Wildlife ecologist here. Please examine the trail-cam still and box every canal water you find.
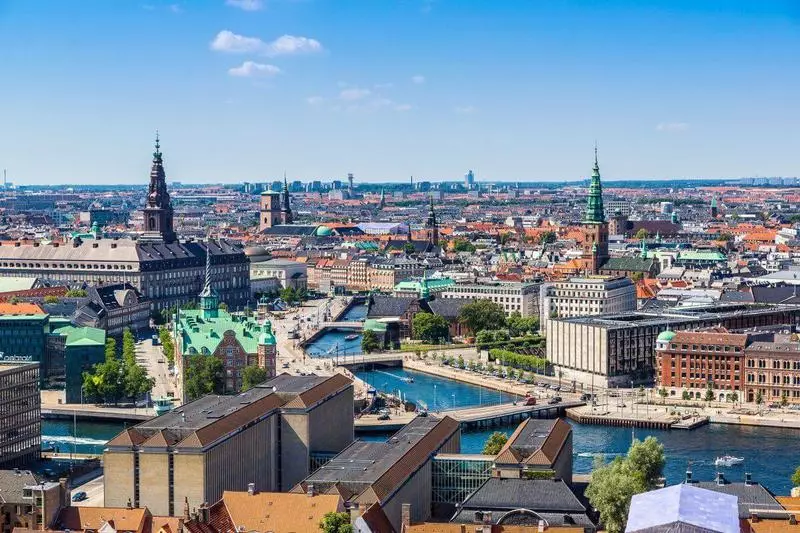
[46,364,800,495]
[305,302,367,357]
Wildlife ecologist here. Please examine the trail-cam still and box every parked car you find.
[377,413,391,421]
[523,396,537,406]
[72,491,87,502]
[552,385,561,392]
[548,396,562,405]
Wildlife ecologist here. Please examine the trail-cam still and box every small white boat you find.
[714,455,744,467]
[401,376,415,384]
[344,334,359,341]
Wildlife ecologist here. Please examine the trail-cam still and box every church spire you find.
[379,188,386,209]
[200,238,219,319]
[584,144,606,224]
[141,132,177,243]
[281,172,293,224]
[426,194,439,247]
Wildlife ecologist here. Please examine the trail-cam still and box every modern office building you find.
[0,362,41,467]
[104,373,354,516]
[0,137,250,311]
[439,282,540,317]
[292,415,460,533]
[546,303,800,388]
[539,276,636,331]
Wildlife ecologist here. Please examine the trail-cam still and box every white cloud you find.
[455,105,476,114]
[228,61,281,77]
[411,74,425,84]
[340,88,371,101]
[226,0,263,11]
[210,30,323,56]
[306,96,325,105]
[656,122,689,132]
[211,30,266,53]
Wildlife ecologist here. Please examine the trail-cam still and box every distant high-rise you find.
[347,173,354,195]
[711,196,718,219]
[465,169,475,189]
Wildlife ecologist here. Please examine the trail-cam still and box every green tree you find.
[586,456,647,533]
[82,340,125,405]
[658,387,668,404]
[539,230,557,244]
[792,465,800,488]
[412,312,450,343]
[682,390,691,400]
[452,239,476,253]
[319,511,354,533]
[507,312,539,337]
[756,390,763,406]
[499,232,512,245]
[482,431,508,455]
[626,436,666,489]
[781,392,789,408]
[704,384,715,403]
[241,366,268,391]
[403,242,416,255]
[731,391,739,404]
[280,286,298,303]
[159,327,175,366]
[218,302,228,312]
[65,288,88,297]
[185,355,225,401]
[43,295,60,304]
[459,300,506,334]
[717,232,734,242]
[361,329,381,354]
[634,228,650,240]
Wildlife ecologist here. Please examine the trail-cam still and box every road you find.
[135,336,177,400]
[72,475,104,507]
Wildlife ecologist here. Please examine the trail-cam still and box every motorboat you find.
[344,334,360,341]
[714,455,744,467]
[401,376,415,383]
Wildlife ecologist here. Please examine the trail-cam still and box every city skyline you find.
[1,0,799,184]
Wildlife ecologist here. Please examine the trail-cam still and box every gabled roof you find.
[56,507,148,533]
[217,490,341,533]
[626,484,739,533]
[367,295,417,318]
[494,419,571,467]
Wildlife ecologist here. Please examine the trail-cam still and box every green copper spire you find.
[200,240,219,319]
[583,145,605,224]
[640,238,647,258]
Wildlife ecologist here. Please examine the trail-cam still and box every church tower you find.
[259,191,282,231]
[199,241,219,320]
[258,319,277,378]
[141,133,177,243]
[580,146,609,274]
[281,174,293,224]
[378,188,386,209]
[425,194,439,247]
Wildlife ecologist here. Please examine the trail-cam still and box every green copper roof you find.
[315,225,333,236]
[364,319,387,333]
[178,308,275,355]
[583,147,606,224]
[657,330,676,342]
[394,276,454,297]
[53,325,106,347]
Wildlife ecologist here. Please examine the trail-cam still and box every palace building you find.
[0,136,250,311]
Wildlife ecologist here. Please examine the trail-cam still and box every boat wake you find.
[43,435,109,446]
[576,452,624,459]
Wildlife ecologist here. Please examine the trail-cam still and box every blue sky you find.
[0,0,798,184]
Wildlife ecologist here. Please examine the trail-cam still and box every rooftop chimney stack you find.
[247,482,256,495]
[307,483,315,497]
[716,472,725,486]
[401,503,411,529]
[745,472,752,486]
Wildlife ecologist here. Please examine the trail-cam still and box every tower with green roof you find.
[581,146,610,274]
[257,318,277,377]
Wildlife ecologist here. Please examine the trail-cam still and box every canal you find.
[46,365,800,495]
[305,302,368,357]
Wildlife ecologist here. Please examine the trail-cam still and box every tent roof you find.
[626,484,739,533]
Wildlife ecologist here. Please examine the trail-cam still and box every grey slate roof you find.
[368,295,416,318]
[750,285,800,305]
[0,469,39,504]
[425,297,474,319]
[690,478,782,518]
[601,256,657,273]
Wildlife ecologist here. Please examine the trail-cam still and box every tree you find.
[539,230,557,245]
[482,431,508,455]
[185,355,225,401]
[634,228,650,240]
[507,312,539,337]
[452,239,476,253]
[717,233,734,242]
[704,384,715,403]
[781,392,789,408]
[412,312,450,343]
[319,512,354,533]
[658,387,668,404]
[626,436,666,489]
[681,390,691,400]
[65,288,88,297]
[159,327,175,366]
[586,457,646,533]
[499,232,512,245]
[218,302,228,312]
[403,242,416,255]
[241,366,268,391]
[731,392,739,404]
[459,300,506,334]
[82,339,125,405]
[361,329,381,354]
[756,390,763,406]
[586,437,665,533]
[792,465,800,488]
[43,295,60,304]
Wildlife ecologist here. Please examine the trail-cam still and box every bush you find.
[489,348,549,374]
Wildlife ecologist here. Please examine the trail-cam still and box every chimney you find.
[349,503,361,526]
[183,497,190,520]
[247,483,256,496]
[127,497,133,510]
[473,511,483,524]
[790,515,798,526]
[200,502,210,524]
[745,473,752,486]
[685,470,692,483]
[306,483,315,497]
[750,513,760,523]
[716,472,725,486]
[483,511,492,525]
[401,503,411,530]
